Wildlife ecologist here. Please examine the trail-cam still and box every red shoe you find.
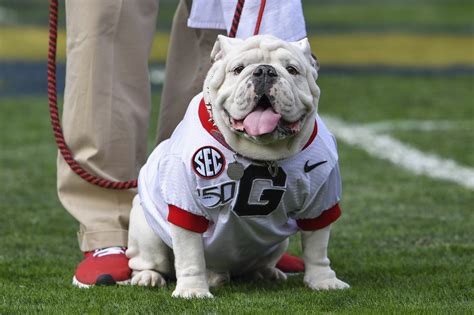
[276,253,305,273]
[72,247,131,288]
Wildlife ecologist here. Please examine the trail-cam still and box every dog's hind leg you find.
[207,270,230,287]
[126,195,172,287]
[246,238,288,281]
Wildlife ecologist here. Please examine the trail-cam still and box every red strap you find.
[296,204,342,231]
[253,0,266,35]
[229,0,266,38]
[168,205,209,233]
[229,0,245,38]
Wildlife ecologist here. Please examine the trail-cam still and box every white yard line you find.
[323,116,474,190]
[362,120,474,132]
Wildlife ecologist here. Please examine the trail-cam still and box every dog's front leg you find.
[302,225,349,290]
[170,223,213,299]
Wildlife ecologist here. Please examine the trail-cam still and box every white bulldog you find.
[127,35,349,298]
[204,35,319,161]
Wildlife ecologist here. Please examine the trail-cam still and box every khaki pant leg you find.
[155,0,226,144]
[58,0,158,252]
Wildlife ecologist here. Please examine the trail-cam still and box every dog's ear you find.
[210,35,244,63]
[291,38,319,71]
[311,53,320,71]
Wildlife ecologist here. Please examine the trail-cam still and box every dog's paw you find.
[207,271,230,287]
[130,270,166,287]
[250,267,288,281]
[172,287,214,299]
[304,276,349,291]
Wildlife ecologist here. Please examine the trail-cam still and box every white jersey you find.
[187,0,307,41]
[138,93,342,273]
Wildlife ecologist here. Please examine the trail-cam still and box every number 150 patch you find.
[197,182,236,208]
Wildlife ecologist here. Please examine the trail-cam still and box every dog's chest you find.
[194,152,328,223]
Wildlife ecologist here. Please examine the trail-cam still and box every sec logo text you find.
[192,146,225,179]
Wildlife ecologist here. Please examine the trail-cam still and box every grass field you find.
[1,74,473,313]
[1,0,473,313]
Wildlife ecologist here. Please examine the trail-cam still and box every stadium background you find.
[1,0,473,313]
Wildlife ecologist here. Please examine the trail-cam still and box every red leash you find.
[254,0,266,35]
[48,0,265,189]
[228,0,266,37]
[228,0,245,38]
[47,0,137,189]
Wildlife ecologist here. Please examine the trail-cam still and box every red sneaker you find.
[72,247,131,288]
[276,253,305,273]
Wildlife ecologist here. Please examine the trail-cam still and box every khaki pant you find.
[58,0,224,251]
[156,0,225,143]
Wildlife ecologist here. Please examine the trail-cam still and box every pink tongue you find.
[243,107,282,136]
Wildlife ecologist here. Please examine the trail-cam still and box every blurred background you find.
[1,1,473,312]
[1,0,473,96]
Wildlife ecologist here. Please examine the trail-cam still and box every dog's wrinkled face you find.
[204,35,320,161]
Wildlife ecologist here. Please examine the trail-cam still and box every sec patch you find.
[192,146,225,179]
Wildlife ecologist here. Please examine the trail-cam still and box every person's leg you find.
[59,0,158,286]
[155,0,225,144]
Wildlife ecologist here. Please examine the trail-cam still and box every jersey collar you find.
[198,98,318,153]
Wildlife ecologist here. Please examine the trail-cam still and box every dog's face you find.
[204,35,320,161]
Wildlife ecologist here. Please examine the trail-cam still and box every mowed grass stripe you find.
[1,27,473,66]
[313,33,474,66]
[303,2,474,29]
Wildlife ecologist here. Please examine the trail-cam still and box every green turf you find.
[1,74,473,313]
[303,1,474,32]
[317,74,474,167]
[393,129,474,167]
[317,75,474,122]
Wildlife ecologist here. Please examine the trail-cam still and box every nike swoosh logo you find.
[304,160,327,173]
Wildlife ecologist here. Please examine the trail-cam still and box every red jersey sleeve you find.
[168,204,209,233]
[296,203,341,231]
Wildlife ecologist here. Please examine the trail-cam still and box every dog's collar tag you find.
[227,161,245,180]
[266,161,279,177]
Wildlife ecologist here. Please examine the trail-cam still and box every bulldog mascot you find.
[126,35,349,298]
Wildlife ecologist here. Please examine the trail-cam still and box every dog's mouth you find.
[227,94,303,137]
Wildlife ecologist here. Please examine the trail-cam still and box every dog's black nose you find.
[253,65,278,78]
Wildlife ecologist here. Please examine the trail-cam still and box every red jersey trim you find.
[198,98,318,151]
[168,205,209,233]
[296,203,341,231]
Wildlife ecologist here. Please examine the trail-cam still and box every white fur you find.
[302,226,349,290]
[126,195,171,287]
[127,36,348,298]
[127,197,349,297]
[204,35,320,161]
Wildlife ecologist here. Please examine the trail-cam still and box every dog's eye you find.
[233,65,245,75]
[286,66,299,75]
